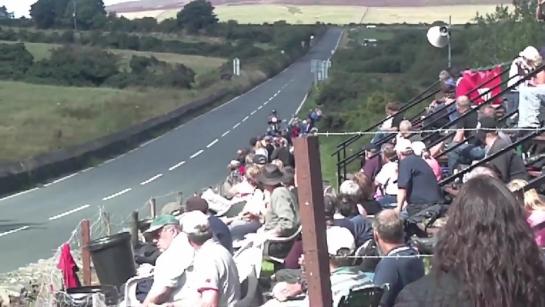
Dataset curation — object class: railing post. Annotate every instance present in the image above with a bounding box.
[293,136,332,307]
[149,198,157,218]
[80,219,92,286]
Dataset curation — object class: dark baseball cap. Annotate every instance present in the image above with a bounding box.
[185,196,209,214]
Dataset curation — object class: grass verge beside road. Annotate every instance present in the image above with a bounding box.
[0,69,266,163]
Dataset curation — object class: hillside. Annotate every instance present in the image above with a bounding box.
[107,0,511,13]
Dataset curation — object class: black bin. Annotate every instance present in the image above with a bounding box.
[88,232,136,288]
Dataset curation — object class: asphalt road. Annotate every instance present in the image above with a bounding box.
[0,28,343,273]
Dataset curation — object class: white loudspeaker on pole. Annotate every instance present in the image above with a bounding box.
[427,24,451,68]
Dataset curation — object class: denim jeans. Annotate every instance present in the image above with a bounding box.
[447,143,485,174]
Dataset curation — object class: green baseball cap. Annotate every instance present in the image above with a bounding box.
[144,215,179,233]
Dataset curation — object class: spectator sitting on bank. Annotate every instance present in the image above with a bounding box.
[373,210,424,307]
[507,179,545,248]
[271,137,294,168]
[179,211,240,307]
[361,143,382,181]
[395,139,442,217]
[395,177,545,307]
[375,145,399,208]
[352,172,382,215]
[337,187,374,247]
[477,116,528,183]
[517,47,545,132]
[185,196,233,254]
[396,120,414,144]
[255,139,269,159]
[439,69,456,88]
[423,84,456,132]
[265,227,373,307]
[142,215,195,306]
[227,165,266,242]
[371,102,403,146]
[221,160,244,200]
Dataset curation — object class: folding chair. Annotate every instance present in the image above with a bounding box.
[262,225,302,264]
[338,284,387,307]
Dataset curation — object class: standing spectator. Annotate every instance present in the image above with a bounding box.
[185,196,233,254]
[373,210,424,307]
[395,177,545,307]
[506,46,541,115]
[180,211,240,307]
[517,47,545,131]
[142,215,194,306]
[395,139,442,217]
[478,117,528,183]
[507,179,545,248]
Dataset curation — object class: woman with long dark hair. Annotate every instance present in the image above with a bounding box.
[395,176,545,307]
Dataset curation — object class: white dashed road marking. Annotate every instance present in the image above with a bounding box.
[140,174,163,185]
[190,150,204,159]
[0,226,30,238]
[258,105,263,110]
[242,116,249,122]
[48,204,90,221]
[0,188,39,203]
[169,161,186,171]
[221,130,231,137]
[250,110,257,115]
[233,122,241,129]
[206,139,219,148]
[44,173,78,187]
[103,188,132,201]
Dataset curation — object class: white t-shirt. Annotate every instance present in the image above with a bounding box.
[375,161,398,196]
[151,233,195,300]
[380,117,393,130]
[190,240,240,307]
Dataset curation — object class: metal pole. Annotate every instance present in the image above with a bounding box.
[73,0,78,32]
[293,136,332,307]
[448,15,452,69]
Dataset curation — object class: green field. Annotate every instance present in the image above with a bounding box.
[1,41,226,75]
[121,4,511,24]
[0,68,266,162]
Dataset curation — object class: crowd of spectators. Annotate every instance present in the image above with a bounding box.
[121,44,545,307]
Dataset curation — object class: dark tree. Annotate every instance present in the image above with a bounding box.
[30,0,58,28]
[176,0,218,33]
[0,43,34,78]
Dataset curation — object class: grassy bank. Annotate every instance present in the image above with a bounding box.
[0,69,265,163]
[121,4,510,24]
[1,41,226,76]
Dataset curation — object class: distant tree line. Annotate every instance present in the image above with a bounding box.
[0,43,196,89]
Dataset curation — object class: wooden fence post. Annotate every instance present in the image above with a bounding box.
[293,136,332,307]
[80,219,92,286]
[129,211,139,247]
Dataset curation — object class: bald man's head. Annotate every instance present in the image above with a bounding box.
[373,209,404,244]
[456,95,471,111]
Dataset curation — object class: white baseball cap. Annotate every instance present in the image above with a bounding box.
[395,138,413,154]
[180,210,210,235]
[519,46,542,63]
[411,141,427,157]
[327,226,355,256]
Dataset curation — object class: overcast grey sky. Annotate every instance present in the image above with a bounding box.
[0,0,126,17]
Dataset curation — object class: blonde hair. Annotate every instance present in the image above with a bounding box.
[245,165,261,184]
[507,179,545,211]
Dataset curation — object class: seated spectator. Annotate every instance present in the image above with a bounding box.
[395,139,442,217]
[439,69,456,87]
[422,84,456,132]
[271,137,294,168]
[337,193,373,247]
[412,141,442,181]
[266,227,373,306]
[185,196,233,254]
[375,146,399,208]
[352,172,382,215]
[395,177,545,307]
[260,164,300,237]
[142,215,194,306]
[222,160,244,200]
[371,102,403,145]
[445,96,484,175]
[396,120,414,144]
[255,140,270,159]
[507,179,545,248]
[478,117,528,182]
[361,143,382,180]
[228,165,266,241]
[180,211,240,307]
[506,46,542,115]
[373,210,424,307]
